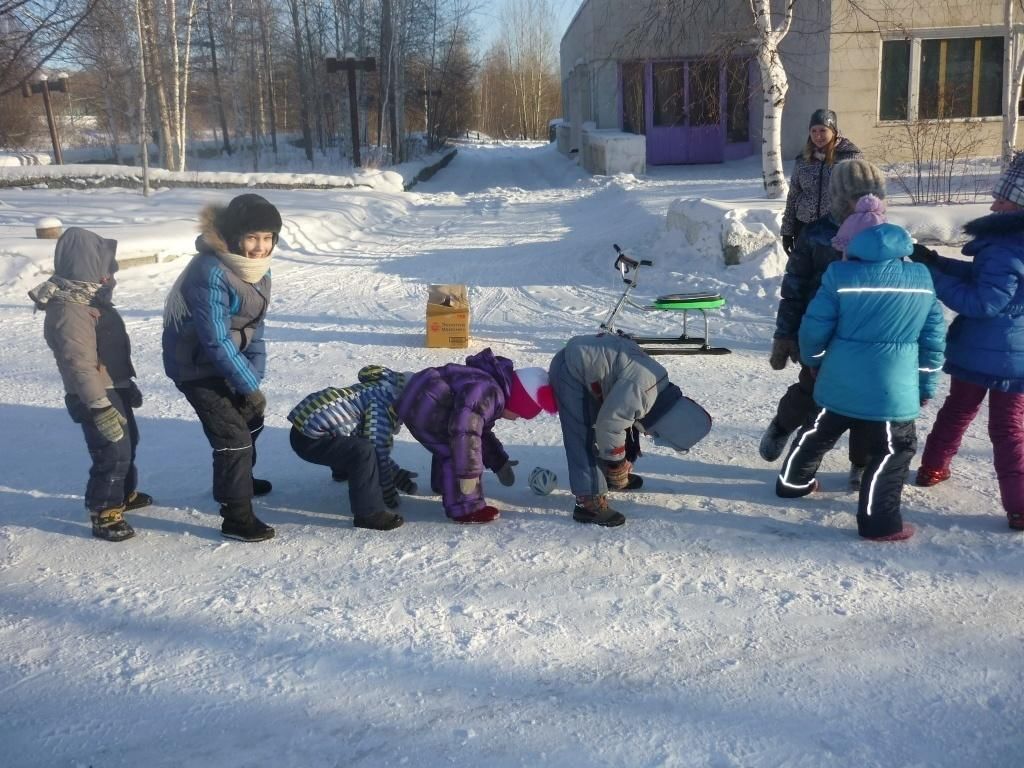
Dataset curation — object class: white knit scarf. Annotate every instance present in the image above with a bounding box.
[164,250,272,329]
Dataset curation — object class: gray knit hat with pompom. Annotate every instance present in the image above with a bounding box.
[829,159,886,222]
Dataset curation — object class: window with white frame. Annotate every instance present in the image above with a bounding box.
[879,35,1004,121]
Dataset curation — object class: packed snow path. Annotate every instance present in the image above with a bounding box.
[0,143,1021,768]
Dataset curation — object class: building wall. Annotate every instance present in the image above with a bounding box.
[827,0,1010,161]
[560,0,1012,164]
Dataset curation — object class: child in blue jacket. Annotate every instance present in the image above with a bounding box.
[775,223,946,541]
[288,366,416,531]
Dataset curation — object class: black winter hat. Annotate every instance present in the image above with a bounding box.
[808,108,837,131]
[218,194,282,252]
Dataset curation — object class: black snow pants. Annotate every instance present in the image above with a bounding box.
[774,365,871,467]
[289,427,385,519]
[67,387,140,513]
[178,378,263,505]
[775,408,917,538]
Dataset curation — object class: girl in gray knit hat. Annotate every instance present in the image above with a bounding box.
[779,109,863,255]
[761,159,888,491]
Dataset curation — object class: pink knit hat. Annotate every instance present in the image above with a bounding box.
[832,194,886,255]
[506,367,557,419]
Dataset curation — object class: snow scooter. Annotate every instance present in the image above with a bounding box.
[599,244,731,356]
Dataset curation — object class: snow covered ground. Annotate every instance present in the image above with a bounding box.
[0,142,1020,768]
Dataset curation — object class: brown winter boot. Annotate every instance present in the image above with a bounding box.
[572,495,625,527]
[90,507,135,542]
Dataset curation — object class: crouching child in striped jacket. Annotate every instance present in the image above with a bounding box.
[775,223,946,541]
[288,366,416,531]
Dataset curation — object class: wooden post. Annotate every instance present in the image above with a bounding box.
[23,74,69,165]
[326,54,376,167]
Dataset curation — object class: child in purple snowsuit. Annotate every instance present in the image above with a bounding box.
[396,348,555,524]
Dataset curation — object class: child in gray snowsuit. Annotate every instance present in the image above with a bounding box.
[29,228,152,541]
[548,333,712,526]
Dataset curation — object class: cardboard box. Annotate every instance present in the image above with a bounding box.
[426,284,470,348]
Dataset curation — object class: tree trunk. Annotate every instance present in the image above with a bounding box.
[287,0,314,162]
[138,0,177,169]
[750,0,793,200]
[207,4,232,155]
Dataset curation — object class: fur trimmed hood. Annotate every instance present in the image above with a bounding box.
[963,210,1024,239]
[195,203,232,255]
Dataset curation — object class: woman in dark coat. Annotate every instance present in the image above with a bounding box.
[780,108,863,254]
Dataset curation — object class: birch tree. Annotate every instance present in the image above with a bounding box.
[750,0,794,199]
[1003,0,1024,163]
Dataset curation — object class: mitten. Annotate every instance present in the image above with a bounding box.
[495,460,518,486]
[458,477,479,495]
[383,487,400,509]
[770,338,799,370]
[909,243,938,265]
[92,405,127,443]
[394,468,418,495]
[126,381,143,408]
[603,459,631,490]
[782,235,795,255]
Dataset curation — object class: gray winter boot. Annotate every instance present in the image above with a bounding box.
[758,417,793,462]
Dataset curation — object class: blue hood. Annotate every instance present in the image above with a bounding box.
[846,223,913,263]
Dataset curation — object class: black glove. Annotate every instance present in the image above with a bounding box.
[909,243,938,265]
[92,405,127,443]
[495,460,518,486]
[782,235,795,255]
[125,381,143,409]
[394,468,418,495]
[770,338,799,371]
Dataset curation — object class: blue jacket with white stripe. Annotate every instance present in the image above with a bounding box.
[927,210,1024,392]
[162,241,270,395]
[799,224,946,422]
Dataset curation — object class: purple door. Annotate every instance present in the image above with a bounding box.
[642,60,725,165]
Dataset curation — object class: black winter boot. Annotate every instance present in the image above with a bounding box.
[220,502,275,542]
[253,478,273,496]
[353,509,404,531]
[91,507,135,542]
[759,418,793,462]
[124,491,154,511]
[572,495,625,527]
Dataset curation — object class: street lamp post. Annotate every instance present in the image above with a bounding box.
[22,73,69,165]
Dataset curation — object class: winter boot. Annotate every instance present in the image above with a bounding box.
[608,474,644,491]
[354,509,404,531]
[775,478,819,499]
[572,495,626,527]
[331,469,349,482]
[864,524,915,542]
[123,491,153,511]
[759,418,793,462]
[848,464,866,493]
[253,478,273,496]
[90,507,135,542]
[452,506,500,524]
[915,466,950,487]
[1008,512,1024,531]
[220,502,275,542]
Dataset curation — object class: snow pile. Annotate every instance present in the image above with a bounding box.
[0,152,51,167]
